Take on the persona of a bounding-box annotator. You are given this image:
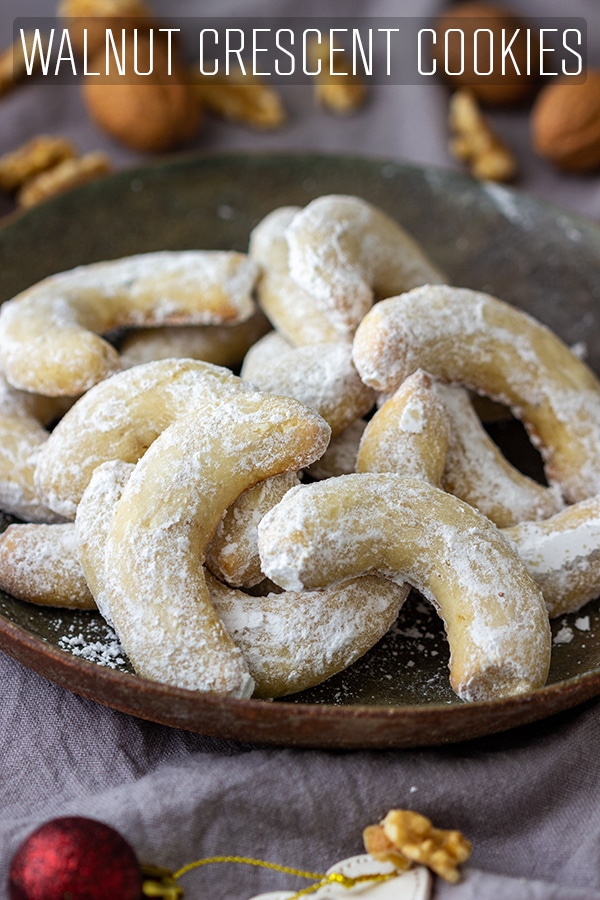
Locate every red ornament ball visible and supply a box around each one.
[8,816,143,900]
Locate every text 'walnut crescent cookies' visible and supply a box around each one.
[34,358,256,519]
[0,251,259,396]
[285,194,445,335]
[258,474,551,702]
[89,392,331,696]
[76,460,407,698]
[352,285,600,504]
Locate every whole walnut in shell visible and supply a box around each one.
[531,71,600,172]
[433,1,538,106]
[82,31,201,153]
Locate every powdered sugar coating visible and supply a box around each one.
[242,342,375,437]
[95,391,330,696]
[504,495,600,617]
[206,471,301,588]
[357,369,450,486]
[76,459,404,698]
[308,418,366,481]
[249,206,347,346]
[353,285,600,503]
[0,522,93,608]
[436,382,564,526]
[207,571,408,698]
[0,250,260,396]
[0,374,70,523]
[118,310,270,370]
[285,195,444,335]
[35,358,255,519]
[258,474,551,702]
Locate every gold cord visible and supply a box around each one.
[142,854,397,899]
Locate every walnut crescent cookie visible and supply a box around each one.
[503,496,600,618]
[91,392,331,696]
[0,251,259,397]
[436,381,564,527]
[203,572,408,699]
[0,523,94,609]
[357,370,564,527]
[242,342,375,437]
[357,369,450,487]
[34,358,256,519]
[206,471,301,588]
[248,206,347,346]
[353,284,600,504]
[258,474,551,702]
[239,329,293,382]
[364,809,471,883]
[285,195,445,336]
[0,376,72,523]
[76,460,405,697]
[118,310,270,370]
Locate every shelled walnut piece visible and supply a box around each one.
[188,66,286,130]
[17,152,111,208]
[363,809,471,883]
[0,136,111,209]
[0,136,76,193]
[449,89,517,182]
[307,37,367,115]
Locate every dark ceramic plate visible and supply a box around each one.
[1,152,600,749]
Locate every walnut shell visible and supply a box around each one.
[531,71,600,172]
[433,2,538,107]
[82,31,202,153]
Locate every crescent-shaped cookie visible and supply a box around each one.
[258,473,551,702]
[357,369,564,527]
[285,194,445,334]
[0,375,71,522]
[0,251,259,396]
[353,285,600,503]
[76,459,406,698]
[90,391,331,696]
[248,206,347,346]
[242,341,375,437]
[34,358,255,519]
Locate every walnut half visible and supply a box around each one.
[363,808,471,883]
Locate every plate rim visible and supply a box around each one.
[1,149,600,749]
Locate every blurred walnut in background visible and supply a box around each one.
[433,1,539,107]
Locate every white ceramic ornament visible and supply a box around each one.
[248,854,432,899]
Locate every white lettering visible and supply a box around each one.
[417,28,436,76]
[226,28,245,75]
[275,28,295,76]
[377,28,400,77]
[199,28,218,75]
[562,28,583,75]
[539,28,558,76]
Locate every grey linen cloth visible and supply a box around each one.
[1,1,600,898]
